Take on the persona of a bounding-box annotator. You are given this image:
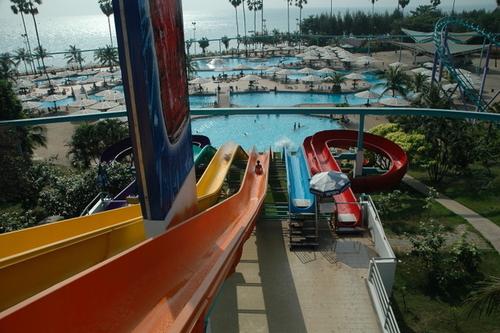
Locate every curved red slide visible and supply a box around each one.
[304,136,362,228]
[312,130,408,193]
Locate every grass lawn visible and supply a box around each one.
[410,165,500,228]
[371,183,468,236]
[392,251,500,333]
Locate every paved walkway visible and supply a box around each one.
[209,220,381,333]
[403,175,500,253]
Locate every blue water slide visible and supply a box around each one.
[284,147,316,216]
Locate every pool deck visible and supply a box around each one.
[209,219,381,333]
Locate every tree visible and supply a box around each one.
[399,0,410,16]
[24,0,51,85]
[68,119,129,168]
[369,0,378,55]
[411,72,427,94]
[330,72,346,93]
[10,0,36,74]
[295,0,307,34]
[229,0,242,51]
[380,65,410,97]
[242,0,248,55]
[13,48,32,75]
[0,79,46,203]
[64,45,84,71]
[94,45,119,71]
[287,0,293,35]
[221,36,230,51]
[185,54,198,79]
[430,0,441,7]
[247,0,263,36]
[466,276,500,318]
[98,0,114,47]
[0,53,18,81]
[33,45,51,82]
[198,37,210,54]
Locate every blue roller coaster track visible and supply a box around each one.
[433,17,500,112]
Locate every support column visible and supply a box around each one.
[477,44,492,111]
[355,113,365,177]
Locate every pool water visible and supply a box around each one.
[195,56,300,70]
[190,95,216,108]
[231,92,369,107]
[191,114,341,151]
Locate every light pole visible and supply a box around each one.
[451,0,456,15]
[192,21,197,55]
[330,0,333,17]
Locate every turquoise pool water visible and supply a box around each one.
[231,91,369,107]
[191,114,341,151]
[190,95,216,108]
[195,56,300,70]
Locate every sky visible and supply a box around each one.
[0,0,495,18]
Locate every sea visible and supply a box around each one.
[0,3,495,69]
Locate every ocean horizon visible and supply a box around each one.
[0,3,495,68]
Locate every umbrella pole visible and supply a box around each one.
[354,113,365,177]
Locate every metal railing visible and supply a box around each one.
[368,258,401,333]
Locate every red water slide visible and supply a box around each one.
[314,130,408,193]
[303,136,362,228]
[303,130,408,228]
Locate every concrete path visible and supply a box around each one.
[403,175,500,253]
[209,220,381,333]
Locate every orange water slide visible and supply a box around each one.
[0,149,269,333]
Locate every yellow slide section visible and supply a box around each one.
[0,143,245,311]
[196,141,248,212]
[0,205,144,311]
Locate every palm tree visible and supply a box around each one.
[295,0,307,35]
[0,53,18,81]
[381,66,409,97]
[94,45,119,71]
[229,0,242,51]
[369,0,378,55]
[198,38,210,54]
[466,276,500,318]
[33,46,51,74]
[19,1,51,84]
[399,0,410,16]
[65,45,84,70]
[13,48,32,75]
[185,54,198,79]
[248,0,263,37]
[221,36,230,51]
[411,73,427,93]
[10,0,35,74]
[242,0,248,56]
[98,0,114,47]
[286,0,293,35]
[330,72,346,92]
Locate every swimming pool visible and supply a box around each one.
[190,95,216,108]
[191,114,342,151]
[230,91,369,107]
[194,56,300,70]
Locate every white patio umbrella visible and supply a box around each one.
[317,68,336,75]
[298,67,316,74]
[189,77,211,84]
[239,74,261,81]
[96,89,124,101]
[79,69,98,76]
[443,83,458,91]
[388,62,407,68]
[70,98,98,108]
[213,66,233,73]
[108,104,127,112]
[340,44,354,49]
[423,62,435,69]
[300,75,322,83]
[265,66,280,73]
[303,55,319,61]
[22,101,42,110]
[355,90,381,104]
[276,69,295,75]
[309,171,351,197]
[43,94,66,109]
[379,97,411,107]
[410,67,428,74]
[344,73,364,80]
[89,101,119,111]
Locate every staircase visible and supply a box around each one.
[261,152,288,221]
[289,217,319,249]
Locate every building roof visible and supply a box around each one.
[401,28,479,44]
[395,40,487,56]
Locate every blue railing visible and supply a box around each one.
[1,107,500,128]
